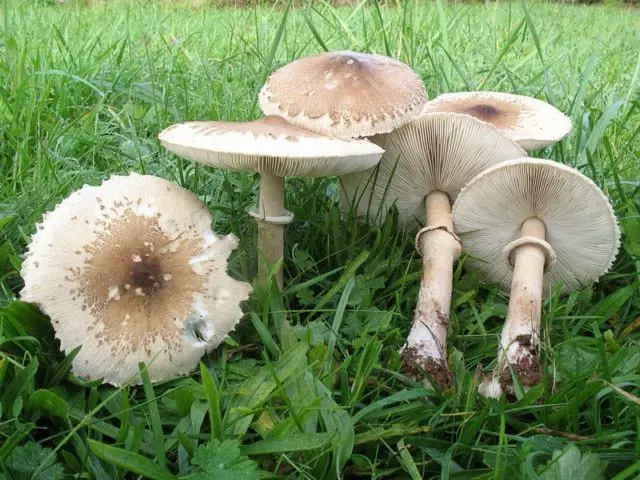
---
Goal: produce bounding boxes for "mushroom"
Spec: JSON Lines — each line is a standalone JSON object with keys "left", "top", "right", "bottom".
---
{"left": 422, "top": 92, "right": 571, "bottom": 150}
{"left": 452, "top": 158, "right": 620, "bottom": 397}
{"left": 340, "top": 113, "right": 526, "bottom": 388}
{"left": 20, "top": 173, "right": 252, "bottom": 386}
{"left": 158, "top": 116, "right": 383, "bottom": 288}
{"left": 259, "top": 51, "right": 428, "bottom": 138}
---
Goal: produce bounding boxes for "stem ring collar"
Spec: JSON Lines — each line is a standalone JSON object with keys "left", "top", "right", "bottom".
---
{"left": 415, "top": 225, "right": 462, "bottom": 257}
{"left": 248, "top": 208, "right": 295, "bottom": 225}
{"left": 502, "top": 236, "right": 557, "bottom": 270}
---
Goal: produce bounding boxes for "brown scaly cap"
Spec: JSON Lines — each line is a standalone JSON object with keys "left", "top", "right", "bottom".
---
{"left": 259, "top": 51, "right": 428, "bottom": 138}
{"left": 20, "top": 173, "right": 251, "bottom": 386}
{"left": 422, "top": 92, "right": 572, "bottom": 150}
{"left": 159, "top": 115, "right": 383, "bottom": 177}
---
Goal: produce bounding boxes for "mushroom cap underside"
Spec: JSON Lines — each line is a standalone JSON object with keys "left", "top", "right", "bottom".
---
{"left": 452, "top": 158, "right": 620, "bottom": 294}
{"left": 339, "top": 113, "right": 526, "bottom": 226}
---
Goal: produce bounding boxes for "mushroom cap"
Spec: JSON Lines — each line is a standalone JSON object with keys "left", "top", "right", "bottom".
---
{"left": 258, "top": 51, "right": 428, "bottom": 138}
{"left": 339, "top": 113, "right": 526, "bottom": 226}
{"left": 159, "top": 116, "right": 383, "bottom": 178}
{"left": 452, "top": 158, "right": 620, "bottom": 294}
{"left": 20, "top": 173, "right": 252, "bottom": 386}
{"left": 421, "top": 91, "right": 572, "bottom": 150}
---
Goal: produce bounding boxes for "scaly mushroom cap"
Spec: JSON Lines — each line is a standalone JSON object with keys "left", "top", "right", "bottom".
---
{"left": 340, "top": 113, "right": 526, "bottom": 226}
{"left": 20, "top": 174, "right": 252, "bottom": 386}
{"left": 259, "top": 51, "right": 428, "bottom": 138}
{"left": 452, "top": 158, "right": 620, "bottom": 294}
{"left": 159, "top": 116, "right": 383, "bottom": 177}
{"left": 422, "top": 92, "right": 572, "bottom": 150}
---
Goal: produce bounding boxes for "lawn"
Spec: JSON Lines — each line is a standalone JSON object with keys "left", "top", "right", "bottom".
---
{"left": 1, "top": 0, "right": 640, "bottom": 478}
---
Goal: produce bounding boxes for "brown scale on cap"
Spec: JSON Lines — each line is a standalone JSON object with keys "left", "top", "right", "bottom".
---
{"left": 74, "top": 210, "right": 205, "bottom": 353}
{"left": 259, "top": 51, "right": 428, "bottom": 137}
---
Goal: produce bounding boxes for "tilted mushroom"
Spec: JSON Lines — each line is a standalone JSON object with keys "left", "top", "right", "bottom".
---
{"left": 159, "top": 116, "right": 383, "bottom": 288}
{"left": 20, "top": 173, "right": 252, "bottom": 386}
{"left": 340, "top": 113, "right": 525, "bottom": 388}
{"left": 422, "top": 92, "right": 571, "bottom": 150}
{"left": 452, "top": 159, "right": 620, "bottom": 397}
{"left": 259, "top": 51, "right": 428, "bottom": 138}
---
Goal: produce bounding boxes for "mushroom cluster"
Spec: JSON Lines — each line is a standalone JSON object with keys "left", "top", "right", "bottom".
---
{"left": 340, "top": 87, "right": 618, "bottom": 394}
{"left": 19, "top": 49, "right": 621, "bottom": 397}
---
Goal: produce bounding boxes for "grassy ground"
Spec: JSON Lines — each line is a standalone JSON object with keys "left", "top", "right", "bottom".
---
{"left": 1, "top": 0, "right": 640, "bottom": 478}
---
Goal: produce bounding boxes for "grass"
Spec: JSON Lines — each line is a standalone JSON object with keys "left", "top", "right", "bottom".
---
{"left": 1, "top": 0, "right": 640, "bottom": 478}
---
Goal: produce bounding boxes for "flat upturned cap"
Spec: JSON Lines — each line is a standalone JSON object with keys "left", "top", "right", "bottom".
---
{"left": 159, "top": 116, "right": 383, "bottom": 177}
{"left": 340, "top": 113, "right": 526, "bottom": 226}
{"left": 259, "top": 51, "right": 428, "bottom": 138}
{"left": 422, "top": 91, "right": 572, "bottom": 150}
{"left": 21, "top": 174, "right": 252, "bottom": 386}
{"left": 452, "top": 158, "right": 620, "bottom": 293}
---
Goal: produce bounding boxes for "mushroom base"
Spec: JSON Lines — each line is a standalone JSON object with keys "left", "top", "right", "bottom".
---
{"left": 401, "top": 346, "right": 454, "bottom": 390}
{"left": 497, "top": 334, "right": 542, "bottom": 395}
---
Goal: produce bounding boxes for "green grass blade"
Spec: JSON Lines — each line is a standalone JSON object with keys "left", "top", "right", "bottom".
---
{"left": 250, "top": 0, "right": 291, "bottom": 117}
{"left": 89, "top": 440, "right": 176, "bottom": 480}
{"left": 138, "top": 363, "right": 167, "bottom": 470}
{"left": 199, "top": 362, "right": 223, "bottom": 441}
{"left": 323, "top": 277, "right": 355, "bottom": 380}
{"left": 241, "top": 432, "right": 332, "bottom": 455}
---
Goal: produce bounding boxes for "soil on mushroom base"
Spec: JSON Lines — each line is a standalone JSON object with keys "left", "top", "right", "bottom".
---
{"left": 401, "top": 346, "right": 454, "bottom": 390}
{"left": 498, "top": 334, "right": 542, "bottom": 394}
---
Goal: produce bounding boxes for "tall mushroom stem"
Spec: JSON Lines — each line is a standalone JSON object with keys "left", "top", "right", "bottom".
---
{"left": 402, "top": 190, "right": 461, "bottom": 389}
{"left": 495, "top": 216, "right": 547, "bottom": 392}
{"left": 257, "top": 172, "right": 285, "bottom": 289}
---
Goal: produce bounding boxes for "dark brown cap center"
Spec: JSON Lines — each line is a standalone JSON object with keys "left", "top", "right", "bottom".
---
{"left": 466, "top": 104, "right": 501, "bottom": 122}
{"left": 129, "top": 254, "right": 165, "bottom": 294}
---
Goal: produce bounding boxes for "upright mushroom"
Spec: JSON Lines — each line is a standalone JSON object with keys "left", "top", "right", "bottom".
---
{"left": 422, "top": 92, "right": 571, "bottom": 150}
{"left": 20, "top": 173, "right": 252, "bottom": 386}
{"left": 259, "top": 50, "right": 428, "bottom": 138}
{"left": 340, "top": 113, "right": 525, "bottom": 388}
{"left": 159, "top": 116, "right": 383, "bottom": 288}
{"left": 452, "top": 159, "right": 620, "bottom": 397}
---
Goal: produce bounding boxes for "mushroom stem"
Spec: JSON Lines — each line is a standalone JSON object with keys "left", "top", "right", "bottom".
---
{"left": 402, "top": 190, "right": 461, "bottom": 389}
{"left": 257, "top": 172, "right": 285, "bottom": 289}
{"left": 497, "top": 216, "right": 546, "bottom": 392}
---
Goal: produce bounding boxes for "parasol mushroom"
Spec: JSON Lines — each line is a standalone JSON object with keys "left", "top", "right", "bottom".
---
{"left": 159, "top": 116, "right": 383, "bottom": 288}
{"left": 20, "top": 173, "right": 252, "bottom": 386}
{"left": 340, "top": 113, "right": 525, "bottom": 388}
{"left": 422, "top": 91, "right": 571, "bottom": 150}
{"left": 452, "top": 158, "right": 620, "bottom": 397}
{"left": 259, "top": 50, "right": 428, "bottom": 138}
